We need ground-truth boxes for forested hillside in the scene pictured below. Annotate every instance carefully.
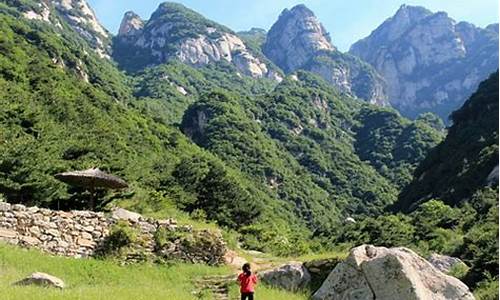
[332,73,499,294]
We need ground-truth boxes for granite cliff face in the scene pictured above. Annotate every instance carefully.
[113,2,281,80]
[20,0,111,58]
[263,4,334,73]
[263,5,388,106]
[350,5,499,120]
[118,11,144,36]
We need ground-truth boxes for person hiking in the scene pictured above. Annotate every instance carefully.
[238,263,258,300]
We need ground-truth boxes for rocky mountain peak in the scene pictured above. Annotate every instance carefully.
[263,4,334,73]
[118,11,144,36]
[112,2,282,80]
[21,0,111,58]
[486,23,499,33]
[349,5,499,120]
[52,0,110,57]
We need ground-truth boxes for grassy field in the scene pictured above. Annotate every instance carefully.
[0,243,308,300]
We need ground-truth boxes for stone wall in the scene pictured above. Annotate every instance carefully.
[0,203,226,265]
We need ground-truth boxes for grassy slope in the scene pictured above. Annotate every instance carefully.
[0,244,308,300]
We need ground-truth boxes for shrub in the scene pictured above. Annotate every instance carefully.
[98,221,139,257]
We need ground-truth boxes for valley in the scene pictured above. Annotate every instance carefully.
[0,0,497,299]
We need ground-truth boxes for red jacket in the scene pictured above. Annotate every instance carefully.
[238,273,258,293]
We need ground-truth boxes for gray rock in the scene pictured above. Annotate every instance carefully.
[111,208,142,223]
[263,4,388,105]
[428,253,468,274]
[118,11,144,36]
[0,202,11,211]
[350,5,499,120]
[259,263,311,291]
[263,4,334,73]
[114,3,280,80]
[15,272,65,289]
[313,244,475,300]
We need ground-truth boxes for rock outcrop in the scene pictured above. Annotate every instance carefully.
[263,4,334,73]
[263,4,388,105]
[428,253,468,274]
[312,245,475,300]
[15,272,65,289]
[259,263,311,292]
[350,5,499,120]
[118,11,144,36]
[113,3,281,80]
[21,0,111,58]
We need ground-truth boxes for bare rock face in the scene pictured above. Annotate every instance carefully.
[428,253,468,274]
[312,245,475,300]
[15,272,65,289]
[119,11,144,36]
[263,4,388,106]
[263,4,334,73]
[350,5,499,120]
[259,263,311,292]
[114,2,281,80]
[20,0,111,58]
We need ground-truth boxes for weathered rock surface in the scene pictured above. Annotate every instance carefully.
[263,4,388,105]
[119,11,144,36]
[21,0,111,58]
[263,4,334,73]
[428,253,468,274]
[350,5,499,120]
[15,272,65,289]
[259,263,311,291]
[304,258,339,279]
[114,3,281,80]
[111,208,142,223]
[312,244,475,300]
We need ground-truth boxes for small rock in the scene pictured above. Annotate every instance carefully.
[12,204,26,211]
[0,228,17,239]
[345,217,356,224]
[46,229,60,237]
[111,208,142,223]
[19,235,40,246]
[14,272,65,289]
[0,202,11,211]
[80,232,92,240]
[77,238,94,247]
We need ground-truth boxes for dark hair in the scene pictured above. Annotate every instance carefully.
[242,263,251,275]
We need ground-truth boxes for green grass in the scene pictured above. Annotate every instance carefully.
[0,243,308,300]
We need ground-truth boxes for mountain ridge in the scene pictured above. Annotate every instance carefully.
[349,4,499,121]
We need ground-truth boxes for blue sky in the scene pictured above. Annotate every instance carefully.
[88,0,499,51]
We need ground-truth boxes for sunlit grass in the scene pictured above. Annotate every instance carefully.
[0,243,309,300]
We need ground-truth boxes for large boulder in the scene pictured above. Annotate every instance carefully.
[312,245,474,300]
[259,263,311,291]
[428,253,468,274]
[14,272,65,289]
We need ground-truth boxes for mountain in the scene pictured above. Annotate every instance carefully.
[180,71,443,225]
[263,4,389,106]
[113,2,282,80]
[237,27,267,48]
[19,0,111,58]
[394,71,499,212]
[350,5,499,120]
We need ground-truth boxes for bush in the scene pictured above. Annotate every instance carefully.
[98,221,139,257]
[474,278,499,300]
